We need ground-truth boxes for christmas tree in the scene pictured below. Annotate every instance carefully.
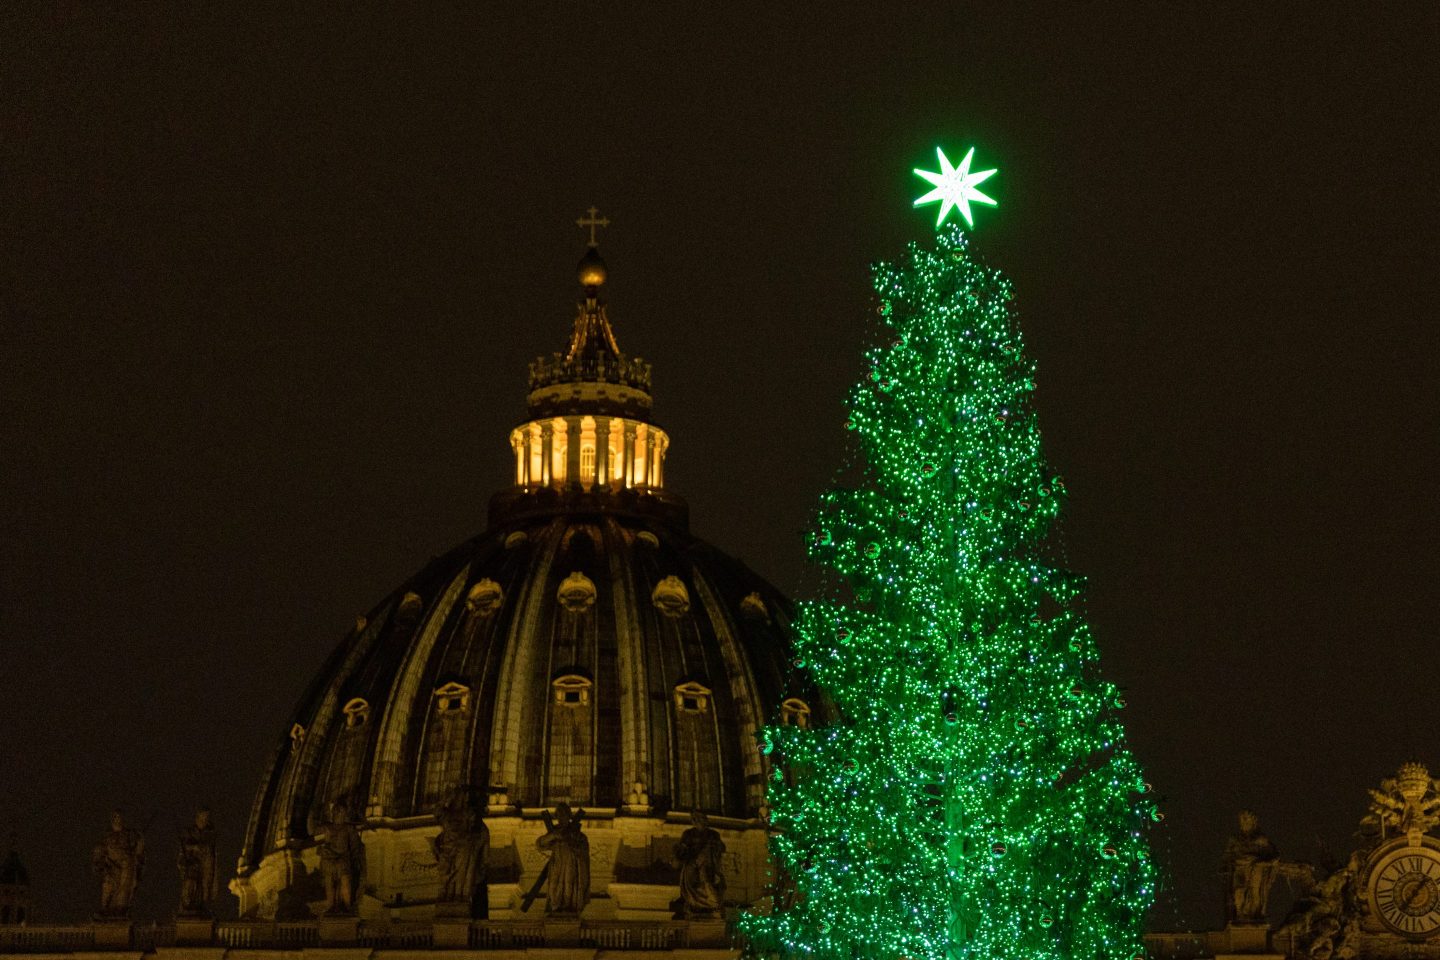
[744,152,1155,960]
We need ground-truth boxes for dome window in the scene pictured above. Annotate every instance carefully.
[465,578,505,618]
[740,591,771,622]
[674,680,712,714]
[433,682,471,715]
[553,674,592,706]
[652,575,691,618]
[395,591,424,627]
[557,571,597,612]
[781,698,811,728]
[342,698,370,729]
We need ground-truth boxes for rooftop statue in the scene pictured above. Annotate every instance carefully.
[532,804,589,916]
[673,810,726,919]
[92,811,144,919]
[176,808,217,918]
[317,803,363,916]
[1222,809,1280,923]
[432,789,488,918]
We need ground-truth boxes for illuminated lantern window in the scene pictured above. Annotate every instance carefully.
[780,697,811,728]
[342,698,370,729]
[673,680,712,714]
[579,415,597,487]
[433,681,471,715]
[552,674,592,707]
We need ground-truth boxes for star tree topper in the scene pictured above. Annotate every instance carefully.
[913,145,997,228]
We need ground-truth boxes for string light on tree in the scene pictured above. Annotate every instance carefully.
[742,152,1154,960]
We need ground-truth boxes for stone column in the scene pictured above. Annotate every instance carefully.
[566,417,582,488]
[623,423,637,488]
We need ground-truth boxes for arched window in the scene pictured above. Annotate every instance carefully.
[781,697,811,728]
[342,698,370,729]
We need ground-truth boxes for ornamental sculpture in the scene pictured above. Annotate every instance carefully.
[176,808,217,917]
[432,789,488,917]
[1363,761,1440,841]
[92,811,145,918]
[673,809,726,919]
[1276,851,1362,960]
[1222,809,1280,923]
[318,802,363,916]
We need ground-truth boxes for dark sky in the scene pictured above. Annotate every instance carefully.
[2,1,1437,931]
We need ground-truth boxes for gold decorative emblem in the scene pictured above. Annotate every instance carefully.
[1366,762,1440,840]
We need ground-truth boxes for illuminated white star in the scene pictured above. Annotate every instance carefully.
[913,146,997,228]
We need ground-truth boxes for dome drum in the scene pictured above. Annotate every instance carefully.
[487,484,689,530]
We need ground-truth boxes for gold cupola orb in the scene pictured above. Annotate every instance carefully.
[577,247,607,288]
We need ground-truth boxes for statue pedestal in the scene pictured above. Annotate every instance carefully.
[542,918,582,946]
[173,917,216,944]
[92,920,132,948]
[1219,923,1273,955]
[435,900,474,920]
[686,919,729,948]
[317,915,361,943]
[433,919,471,948]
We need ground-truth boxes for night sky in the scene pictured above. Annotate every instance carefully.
[3,2,1436,931]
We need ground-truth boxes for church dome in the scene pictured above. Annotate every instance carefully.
[232,222,812,922]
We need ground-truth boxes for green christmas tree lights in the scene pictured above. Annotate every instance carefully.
[743,223,1155,960]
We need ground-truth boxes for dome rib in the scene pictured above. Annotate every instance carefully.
[368,566,470,818]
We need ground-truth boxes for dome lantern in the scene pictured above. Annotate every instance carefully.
[511,210,671,501]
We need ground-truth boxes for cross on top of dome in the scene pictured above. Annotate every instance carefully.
[576,205,610,248]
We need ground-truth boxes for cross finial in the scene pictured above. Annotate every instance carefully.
[577,206,610,248]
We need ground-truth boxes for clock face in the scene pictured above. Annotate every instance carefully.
[1372,848,1440,938]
